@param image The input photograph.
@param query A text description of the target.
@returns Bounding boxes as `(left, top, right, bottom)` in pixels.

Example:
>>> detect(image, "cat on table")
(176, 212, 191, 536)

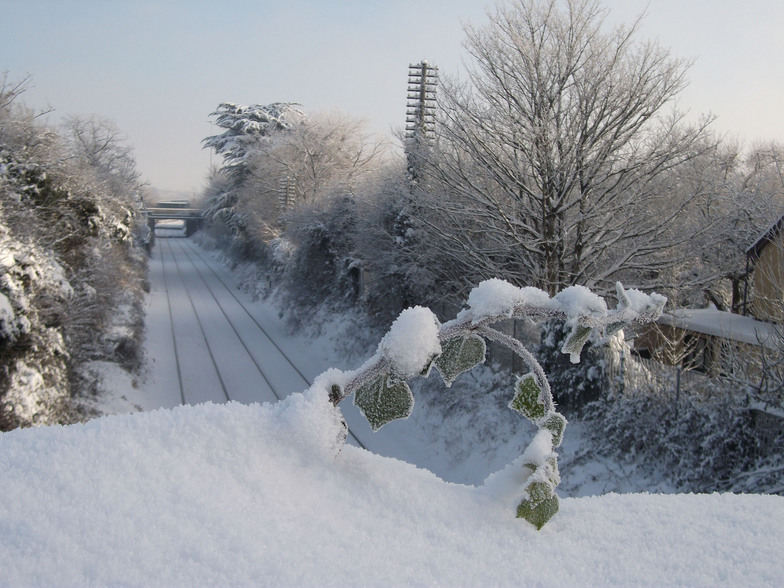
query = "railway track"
(155, 235, 366, 449)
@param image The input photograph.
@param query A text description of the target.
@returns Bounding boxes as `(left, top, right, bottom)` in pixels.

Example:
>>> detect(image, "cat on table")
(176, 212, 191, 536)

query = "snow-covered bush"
(538, 318, 606, 413)
(0, 77, 148, 429)
(585, 346, 784, 496)
(312, 279, 666, 529)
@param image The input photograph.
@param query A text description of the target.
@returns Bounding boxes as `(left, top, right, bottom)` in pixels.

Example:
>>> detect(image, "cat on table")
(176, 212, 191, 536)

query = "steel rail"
(176, 238, 368, 450)
(164, 238, 231, 403)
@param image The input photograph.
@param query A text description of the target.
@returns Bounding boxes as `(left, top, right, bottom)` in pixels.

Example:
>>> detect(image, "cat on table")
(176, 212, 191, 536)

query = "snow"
(3, 239, 782, 585)
(3, 360, 64, 425)
(618, 283, 668, 317)
(554, 284, 608, 319)
(658, 305, 779, 347)
(0, 290, 15, 338)
(1, 396, 782, 587)
(378, 305, 441, 378)
(463, 278, 551, 322)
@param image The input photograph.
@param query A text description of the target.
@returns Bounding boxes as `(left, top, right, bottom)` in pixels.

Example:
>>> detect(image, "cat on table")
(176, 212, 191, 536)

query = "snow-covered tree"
(62, 115, 144, 199)
(202, 104, 386, 254)
(1, 75, 148, 429)
(202, 102, 304, 236)
(257, 112, 386, 206)
(204, 102, 305, 174)
(411, 0, 714, 297)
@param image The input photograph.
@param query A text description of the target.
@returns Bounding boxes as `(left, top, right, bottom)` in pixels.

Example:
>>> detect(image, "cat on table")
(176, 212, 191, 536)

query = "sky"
(2, 0, 783, 195)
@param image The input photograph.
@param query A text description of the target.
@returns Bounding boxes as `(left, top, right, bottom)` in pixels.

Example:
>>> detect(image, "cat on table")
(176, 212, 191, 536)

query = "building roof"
(747, 214, 784, 262)
(657, 305, 779, 348)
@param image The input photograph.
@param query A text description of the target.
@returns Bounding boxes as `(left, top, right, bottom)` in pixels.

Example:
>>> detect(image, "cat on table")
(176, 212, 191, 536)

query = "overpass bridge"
(144, 201, 204, 238)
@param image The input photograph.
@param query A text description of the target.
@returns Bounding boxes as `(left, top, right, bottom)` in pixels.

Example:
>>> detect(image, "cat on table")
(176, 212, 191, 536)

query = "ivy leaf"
(354, 374, 414, 432)
(561, 323, 593, 364)
(509, 373, 547, 422)
(542, 413, 567, 448)
(604, 321, 626, 337)
(517, 494, 560, 530)
(434, 335, 486, 386)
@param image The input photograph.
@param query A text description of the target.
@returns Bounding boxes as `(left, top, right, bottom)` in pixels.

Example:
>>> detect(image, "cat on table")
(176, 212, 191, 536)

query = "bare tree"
(254, 112, 387, 205)
(415, 0, 715, 297)
(203, 106, 386, 243)
(62, 115, 144, 199)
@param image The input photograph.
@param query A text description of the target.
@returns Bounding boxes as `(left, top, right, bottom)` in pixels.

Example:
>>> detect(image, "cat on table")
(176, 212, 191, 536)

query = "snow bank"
(1, 399, 782, 587)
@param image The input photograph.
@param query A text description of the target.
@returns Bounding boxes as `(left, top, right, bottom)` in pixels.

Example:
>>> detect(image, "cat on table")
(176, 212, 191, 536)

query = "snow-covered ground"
(3, 235, 782, 586)
(2, 392, 782, 587)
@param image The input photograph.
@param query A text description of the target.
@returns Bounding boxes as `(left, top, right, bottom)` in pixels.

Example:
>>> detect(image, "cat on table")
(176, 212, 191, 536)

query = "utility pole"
(278, 176, 296, 212)
(405, 60, 438, 183)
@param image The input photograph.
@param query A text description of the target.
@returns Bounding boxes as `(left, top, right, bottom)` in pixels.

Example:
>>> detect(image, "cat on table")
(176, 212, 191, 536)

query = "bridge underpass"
(144, 205, 204, 238)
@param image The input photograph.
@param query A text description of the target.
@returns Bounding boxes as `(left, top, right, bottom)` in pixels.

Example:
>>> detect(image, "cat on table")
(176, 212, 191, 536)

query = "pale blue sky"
(2, 0, 783, 193)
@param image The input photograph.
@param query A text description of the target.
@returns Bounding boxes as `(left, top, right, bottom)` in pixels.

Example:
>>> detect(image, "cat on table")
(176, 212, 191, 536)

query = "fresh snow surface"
(1, 396, 782, 587)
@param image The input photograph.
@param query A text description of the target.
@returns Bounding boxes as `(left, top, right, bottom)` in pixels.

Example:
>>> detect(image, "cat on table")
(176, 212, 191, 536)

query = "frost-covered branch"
(315, 278, 666, 529)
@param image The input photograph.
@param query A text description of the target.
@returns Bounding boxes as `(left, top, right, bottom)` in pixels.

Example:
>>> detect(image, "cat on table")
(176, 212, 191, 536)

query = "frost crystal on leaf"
(561, 323, 593, 364)
(354, 375, 415, 431)
(434, 335, 486, 387)
(509, 373, 547, 421)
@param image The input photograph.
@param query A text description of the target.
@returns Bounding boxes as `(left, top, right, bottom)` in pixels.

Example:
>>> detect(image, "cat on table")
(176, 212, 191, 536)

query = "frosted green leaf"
(546, 457, 560, 482)
(543, 413, 567, 447)
(354, 374, 414, 432)
(604, 321, 626, 337)
(434, 335, 486, 386)
(526, 480, 554, 503)
(509, 373, 546, 421)
(517, 495, 560, 530)
(562, 323, 593, 363)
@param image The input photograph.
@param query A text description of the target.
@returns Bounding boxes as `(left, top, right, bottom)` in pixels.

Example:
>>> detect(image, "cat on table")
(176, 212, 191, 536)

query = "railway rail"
(155, 235, 367, 449)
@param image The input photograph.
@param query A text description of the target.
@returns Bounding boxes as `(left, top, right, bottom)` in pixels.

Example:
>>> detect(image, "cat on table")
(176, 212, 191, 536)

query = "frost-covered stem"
(334, 357, 391, 405)
(477, 324, 554, 412)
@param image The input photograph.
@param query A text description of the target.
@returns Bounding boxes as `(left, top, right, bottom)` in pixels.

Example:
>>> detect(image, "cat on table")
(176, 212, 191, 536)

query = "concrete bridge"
(144, 201, 204, 237)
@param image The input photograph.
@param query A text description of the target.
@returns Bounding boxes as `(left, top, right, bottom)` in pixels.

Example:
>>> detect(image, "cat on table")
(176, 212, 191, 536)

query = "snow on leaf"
(526, 479, 554, 503)
(434, 335, 486, 387)
(542, 413, 567, 448)
(561, 323, 593, 364)
(353, 374, 414, 432)
(554, 285, 607, 319)
(520, 429, 555, 467)
(465, 279, 551, 323)
(615, 281, 667, 319)
(378, 306, 441, 379)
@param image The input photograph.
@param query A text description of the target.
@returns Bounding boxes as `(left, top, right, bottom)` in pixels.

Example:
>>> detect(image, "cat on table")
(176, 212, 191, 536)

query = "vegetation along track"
(156, 236, 366, 449)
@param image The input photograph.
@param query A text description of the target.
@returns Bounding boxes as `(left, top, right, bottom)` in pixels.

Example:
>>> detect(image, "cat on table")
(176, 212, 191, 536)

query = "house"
(637, 305, 779, 376)
(744, 214, 784, 323)
(634, 215, 783, 376)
